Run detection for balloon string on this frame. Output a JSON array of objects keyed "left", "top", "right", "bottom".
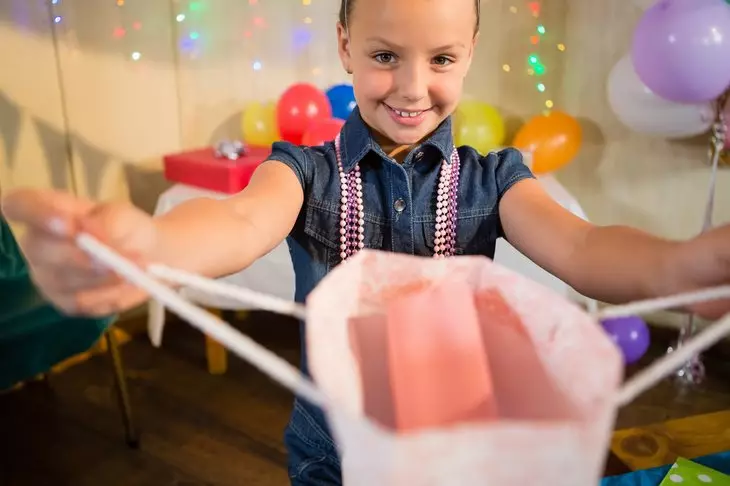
[
  {"left": 701, "top": 90, "right": 727, "bottom": 232},
  {"left": 673, "top": 91, "right": 729, "bottom": 354},
  {"left": 615, "top": 89, "right": 730, "bottom": 393}
]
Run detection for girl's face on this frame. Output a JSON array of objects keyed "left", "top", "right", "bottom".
[{"left": 337, "top": 0, "right": 478, "bottom": 147}]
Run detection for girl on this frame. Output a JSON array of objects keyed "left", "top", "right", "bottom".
[{"left": 3, "top": 0, "right": 730, "bottom": 483}]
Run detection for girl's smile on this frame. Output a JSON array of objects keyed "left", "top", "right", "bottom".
[
  {"left": 337, "top": 0, "right": 479, "bottom": 146},
  {"left": 384, "top": 103, "right": 432, "bottom": 127}
]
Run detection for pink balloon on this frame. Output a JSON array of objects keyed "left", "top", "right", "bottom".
[{"left": 301, "top": 118, "right": 345, "bottom": 146}]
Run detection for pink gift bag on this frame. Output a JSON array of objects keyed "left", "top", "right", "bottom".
[
  {"left": 350, "top": 278, "right": 498, "bottom": 432},
  {"left": 306, "top": 250, "right": 623, "bottom": 486},
  {"left": 77, "top": 234, "right": 730, "bottom": 486}
]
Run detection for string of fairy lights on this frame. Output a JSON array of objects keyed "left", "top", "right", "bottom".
[
  {"left": 45, "top": 0, "right": 289, "bottom": 67},
  {"left": 47, "top": 0, "right": 562, "bottom": 110},
  {"left": 500, "top": 1, "right": 565, "bottom": 113}
]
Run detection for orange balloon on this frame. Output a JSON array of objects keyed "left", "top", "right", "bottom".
[{"left": 512, "top": 111, "right": 582, "bottom": 174}]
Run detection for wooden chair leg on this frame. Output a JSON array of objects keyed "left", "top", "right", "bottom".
[
  {"left": 203, "top": 309, "right": 231, "bottom": 375},
  {"left": 205, "top": 335, "right": 228, "bottom": 375},
  {"left": 105, "top": 329, "right": 139, "bottom": 448}
]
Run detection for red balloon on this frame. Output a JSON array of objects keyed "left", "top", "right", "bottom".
[
  {"left": 301, "top": 118, "right": 345, "bottom": 146},
  {"left": 276, "top": 83, "right": 332, "bottom": 144}
]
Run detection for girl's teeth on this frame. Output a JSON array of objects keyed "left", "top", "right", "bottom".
[{"left": 395, "top": 109, "right": 422, "bottom": 118}]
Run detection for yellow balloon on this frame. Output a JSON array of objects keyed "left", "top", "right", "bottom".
[
  {"left": 241, "top": 101, "right": 280, "bottom": 147},
  {"left": 452, "top": 101, "right": 505, "bottom": 154}
]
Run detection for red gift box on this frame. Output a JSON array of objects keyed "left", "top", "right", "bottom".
[{"left": 163, "top": 145, "right": 272, "bottom": 194}]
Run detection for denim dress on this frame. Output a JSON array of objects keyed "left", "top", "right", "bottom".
[{"left": 270, "top": 107, "right": 534, "bottom": 485}]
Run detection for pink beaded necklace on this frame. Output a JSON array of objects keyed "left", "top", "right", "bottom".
[{"left": 334, "top": 133, "right": 461, "bottom": 262}]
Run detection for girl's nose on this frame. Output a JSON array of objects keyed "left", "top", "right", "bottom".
[{"left": 397, "top": 64, "right": 429, "bottom": 104}]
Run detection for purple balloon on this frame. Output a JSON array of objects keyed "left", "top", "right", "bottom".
[
  {"left": 600, "top": 316, "right": 650, "bottom": 365},
  {"left": 631, "top": 0, "right": 730, "bottom": 103}
]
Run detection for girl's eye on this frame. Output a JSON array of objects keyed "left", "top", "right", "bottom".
[
  {"left": 374, "top": 53, "right": 395, "bottom": 64},
  {"left": 433, "top": 56, "right": 454, "bottom": 66}
]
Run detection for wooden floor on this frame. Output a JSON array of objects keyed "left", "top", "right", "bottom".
[{"left": 1, "top": 311, "right": 730, "bottom": 485}]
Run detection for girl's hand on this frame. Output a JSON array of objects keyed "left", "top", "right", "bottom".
[
  {"left": 1, "top": 188, "right": 156, "bottom": 316},
  {"left": 669, "top": 224, "right": 730, "bottom": 320}
]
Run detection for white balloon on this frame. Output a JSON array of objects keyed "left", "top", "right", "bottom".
[{"left": 607, "top": 55, "right": 714, "bottom": 139}]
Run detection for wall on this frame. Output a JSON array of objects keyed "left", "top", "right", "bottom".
[
  {"left": 0, "top": 0, "right": 180, "bottom": 211},
  {"left": 558, "top": 0, "right": 729, "bottom": 241},
  {"left": 0, "top": 0, "right": 73, "bottom": 196},
  {"left": 0, "top": 0, "right": 727, "bottom": 327},
  {"left": 1, "top": 0, "right": 568, "bottom": 209}
]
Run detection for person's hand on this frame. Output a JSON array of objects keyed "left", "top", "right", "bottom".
[
  {"left": 668, "top": 223, "right": 730, "bottom": 320},
  {"left": 1, "top": 188, "right": 157, "bottom": 316}
]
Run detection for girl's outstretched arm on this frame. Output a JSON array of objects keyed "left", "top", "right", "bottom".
[
  {"left": 0, "top": 159, "right": 303, "bottom": 316},
  {"left": 152, "top": 160, "right": 304, "bottom": 278},
  {"left": 498, "top": 178, "right": 730, "bottom": 318}
]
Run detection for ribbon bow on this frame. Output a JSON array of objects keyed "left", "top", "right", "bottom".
[{"left": 214, "top": 140, "right": 247, "bottom": 161}]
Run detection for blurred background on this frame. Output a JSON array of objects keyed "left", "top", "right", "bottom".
[
  {"left": 1, "top": 0, "right": 727, "bottom": 235},
  {"left": 2, "top": 2, "right": 730, "bottom": 485}
]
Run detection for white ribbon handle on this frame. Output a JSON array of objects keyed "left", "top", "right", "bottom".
[
  {"left": 77, "top": 232, "right": 730, "bottom": 413},
  {"left": 615, "top": 310, "right": 730, "bottom": 406},
  {"left": 594, "top": 285, "right": 730, "bottom": 320},
  {"left": 147, "top": 263, "right": 307, "bottom": 320},
  {"left": 595, "top": 288, "right": 730, "bottom": 406},
  {"left": 76, "top": 233, "right": 328, "bottom": 408}
]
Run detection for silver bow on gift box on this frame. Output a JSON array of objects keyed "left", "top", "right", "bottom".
[{"left": 214, "top": 140, "right": 247, "bottom": 160}]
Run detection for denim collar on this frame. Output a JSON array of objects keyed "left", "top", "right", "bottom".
[{"left": 337, "top": 107, "right": 455, "bottom": 173}]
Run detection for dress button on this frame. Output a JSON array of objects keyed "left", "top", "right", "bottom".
[{"left": 394, "top": 199, "right": 406, "bottom": 212}]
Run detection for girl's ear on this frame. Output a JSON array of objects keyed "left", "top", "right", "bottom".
[{"left": 337, "top": 22, "right": 353, "bottom": 74}]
